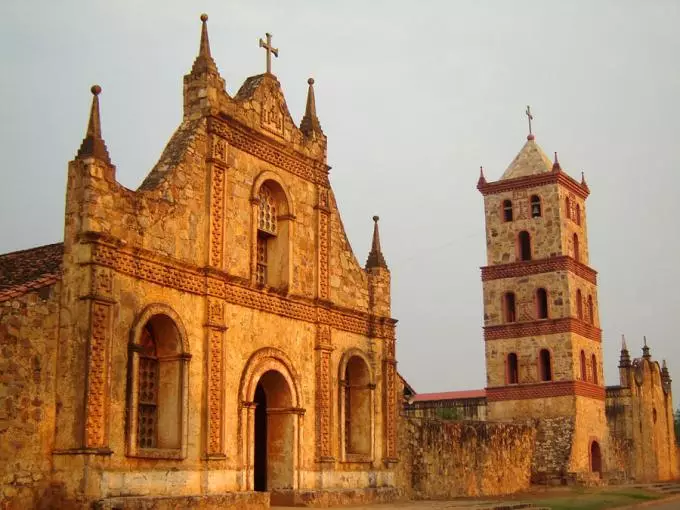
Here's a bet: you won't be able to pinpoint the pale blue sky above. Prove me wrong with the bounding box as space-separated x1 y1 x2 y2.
1 0 679 392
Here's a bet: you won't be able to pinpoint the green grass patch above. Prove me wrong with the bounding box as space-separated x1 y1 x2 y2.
530 488 660 510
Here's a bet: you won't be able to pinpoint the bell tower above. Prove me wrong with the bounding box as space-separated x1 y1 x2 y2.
477 124 608 479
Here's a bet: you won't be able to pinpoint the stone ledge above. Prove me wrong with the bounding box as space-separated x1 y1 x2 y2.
270 487 402 507
92 491 269 510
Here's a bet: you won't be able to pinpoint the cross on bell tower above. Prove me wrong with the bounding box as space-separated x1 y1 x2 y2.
259 32 279 74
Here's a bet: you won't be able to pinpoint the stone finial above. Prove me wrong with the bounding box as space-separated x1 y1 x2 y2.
191 13 218 74
662 360 672 383
300 77 323 136
581 171 590 192
477 166 487 187
76 85 111 164
619 334 631 368
552 151 561 172
642 336 651 359
525 105 535 140
365 215 388 270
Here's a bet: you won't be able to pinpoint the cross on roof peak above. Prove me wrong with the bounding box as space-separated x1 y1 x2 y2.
259 32 279 74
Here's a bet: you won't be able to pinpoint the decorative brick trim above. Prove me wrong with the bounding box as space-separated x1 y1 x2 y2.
208 117 329 186
484 317 602 342
86 235 396 340
487 380 605 402
478 170 589 200
481 256 597 284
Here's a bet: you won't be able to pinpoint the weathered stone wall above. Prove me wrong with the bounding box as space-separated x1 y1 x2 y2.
396 416 535 499
530 416 574 483
0 284 60 508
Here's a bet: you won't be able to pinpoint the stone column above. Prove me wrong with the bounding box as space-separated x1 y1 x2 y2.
315 324 334 464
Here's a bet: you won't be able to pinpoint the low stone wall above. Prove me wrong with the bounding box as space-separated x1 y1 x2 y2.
396 416 536 499
93 492 269 510
531 417 575 484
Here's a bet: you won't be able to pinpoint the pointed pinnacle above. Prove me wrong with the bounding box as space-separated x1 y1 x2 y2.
642 335 651 358
366 215 388 270
77 85 111 164
621 334 628 351
300 77 322 136
552 151 561 172
477 166 487 187
191 13 218 74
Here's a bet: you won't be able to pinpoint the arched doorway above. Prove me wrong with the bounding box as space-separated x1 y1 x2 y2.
239 348 303 493
590 441 602 474
253 370 294 492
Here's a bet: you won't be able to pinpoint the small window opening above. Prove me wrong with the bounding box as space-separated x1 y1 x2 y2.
530 195 542 218
565 196 571 219
580 350 587 381
536 288 548 319
587 295 594 325
504 292 517 323
576 204 582 225
503 199 513 222
576 289 583 320
591 354 598 385
507 353 519 384
539 349 552 382
573 233 580 262
518 231 531 261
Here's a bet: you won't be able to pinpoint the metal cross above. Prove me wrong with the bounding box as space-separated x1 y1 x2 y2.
525 105 534 136
259 32 279 74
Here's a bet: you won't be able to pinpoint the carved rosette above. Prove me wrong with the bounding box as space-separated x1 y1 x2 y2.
208 138 226 268
206 297 226 457
85 300 112 448
315 323 333 461
317 187 330 300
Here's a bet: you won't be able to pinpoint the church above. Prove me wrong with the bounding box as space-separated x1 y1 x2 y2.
0 14 398 508
1 12 678 510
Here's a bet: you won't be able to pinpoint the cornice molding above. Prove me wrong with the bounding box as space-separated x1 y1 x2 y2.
481 255 597 285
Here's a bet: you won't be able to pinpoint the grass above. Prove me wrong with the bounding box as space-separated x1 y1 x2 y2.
529 488 661 510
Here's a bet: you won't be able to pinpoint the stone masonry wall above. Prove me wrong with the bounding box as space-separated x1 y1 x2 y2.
396 416 536 499
530 416 575 484
0 284 60 509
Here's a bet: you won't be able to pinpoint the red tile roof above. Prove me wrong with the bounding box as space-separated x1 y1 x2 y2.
411 389 486 402
0 243 63 302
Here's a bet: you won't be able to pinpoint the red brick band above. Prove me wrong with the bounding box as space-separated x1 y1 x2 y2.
481 256 597 284
487 380 604 402
478 170 589 200
484 317 601 342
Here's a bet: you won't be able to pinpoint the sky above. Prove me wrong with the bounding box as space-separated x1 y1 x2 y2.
1 0 679 393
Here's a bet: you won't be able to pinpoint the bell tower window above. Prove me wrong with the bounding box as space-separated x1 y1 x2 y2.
502 199 513 222
576 289 583 320
503 292 517 323
580 350 587 381
539 349 552 382
591 354 598 384
573 233 580 262
530 195 542 218
507 353 519 384
536 288 548 319
518 231 531 261
587 295 594 325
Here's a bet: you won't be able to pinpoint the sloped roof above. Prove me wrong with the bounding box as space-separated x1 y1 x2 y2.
411 389 486 402
0 243 63 302
500 138 553 180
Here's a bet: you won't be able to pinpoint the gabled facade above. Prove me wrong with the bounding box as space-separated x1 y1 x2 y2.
477 132 608 480
0 14 399 508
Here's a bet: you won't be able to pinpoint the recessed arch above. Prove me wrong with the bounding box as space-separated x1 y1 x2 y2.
251 170 295 218
239 347 302 408
129 303 190 354
338 349 375 460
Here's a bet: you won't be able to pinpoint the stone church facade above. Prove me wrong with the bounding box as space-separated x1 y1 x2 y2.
0 15 399 509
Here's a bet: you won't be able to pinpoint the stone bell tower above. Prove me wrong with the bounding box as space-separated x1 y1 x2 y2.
477 116 608 480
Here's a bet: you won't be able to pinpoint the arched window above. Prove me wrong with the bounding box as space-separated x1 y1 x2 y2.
565 196 571 219
591 354 598 385
342 355 373 457
502 199 513 222
518 231 531 261
576 289 583 320
127 311 190 459
539 349 552 382
573 233 580 262
507 353 519 384
503 292 517 323
530 195 542 218
575 204 581 225
587 295 594 325
254 180 291 289
536 288 548 319
580 350 587 381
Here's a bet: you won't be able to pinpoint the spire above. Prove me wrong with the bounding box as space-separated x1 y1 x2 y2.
619 334 631 368
580 171 590 193
662 360 672 383
642 336 651 359
76 85 111 164
477 166 487 187
366 216 388 270
552 151 561 172
191 14 218 74
300 77 323 136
